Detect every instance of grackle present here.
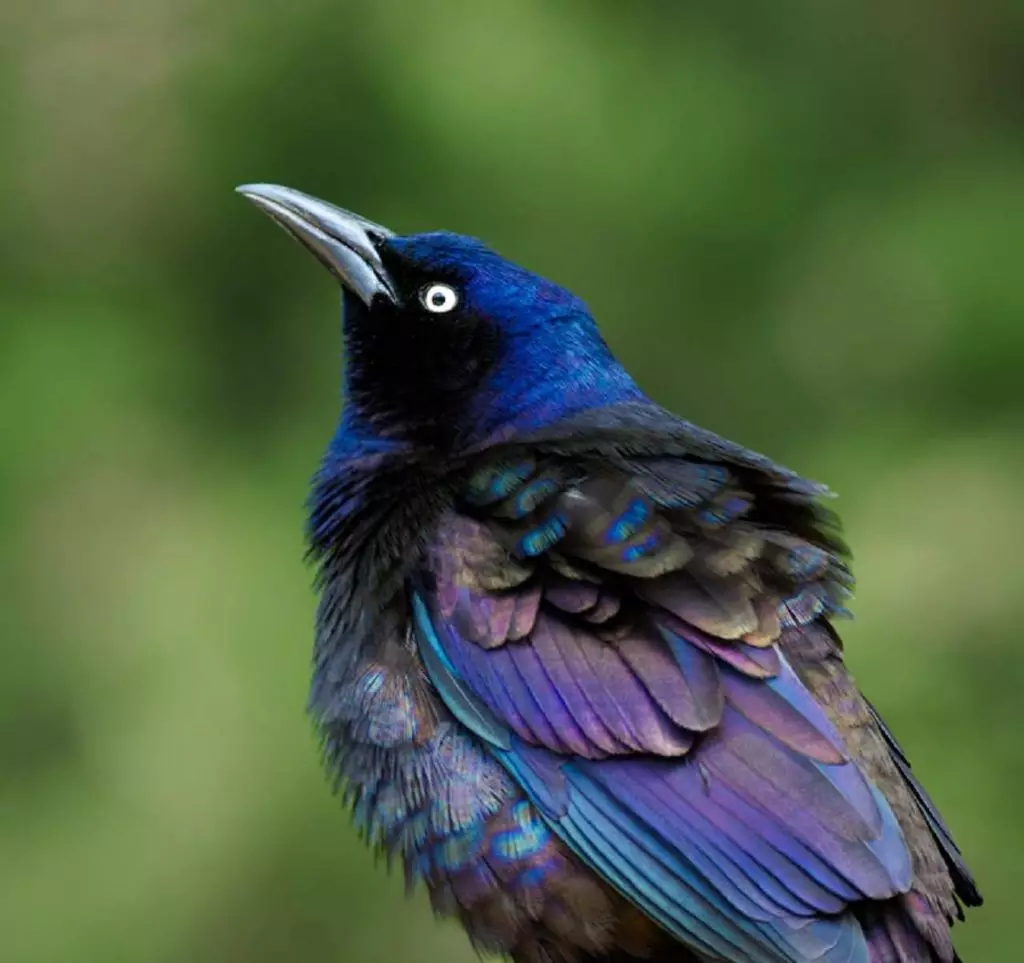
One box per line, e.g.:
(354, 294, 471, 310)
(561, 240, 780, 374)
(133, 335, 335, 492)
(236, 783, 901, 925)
(238, 183, 981, 963)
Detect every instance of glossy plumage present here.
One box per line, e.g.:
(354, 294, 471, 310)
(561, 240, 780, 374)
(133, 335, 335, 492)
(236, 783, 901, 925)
(240, 185, 981, 963)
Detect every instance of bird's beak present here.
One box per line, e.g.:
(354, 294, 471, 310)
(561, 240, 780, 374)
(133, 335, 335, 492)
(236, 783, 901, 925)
(236, 183, 399, 306)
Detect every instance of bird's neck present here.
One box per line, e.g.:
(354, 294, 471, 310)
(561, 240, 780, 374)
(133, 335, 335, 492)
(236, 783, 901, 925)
(463, 325, 646, 444)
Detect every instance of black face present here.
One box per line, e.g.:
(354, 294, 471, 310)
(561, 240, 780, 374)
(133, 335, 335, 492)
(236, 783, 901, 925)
(341, 249, 503, 449)
(236, 185, 594, 451)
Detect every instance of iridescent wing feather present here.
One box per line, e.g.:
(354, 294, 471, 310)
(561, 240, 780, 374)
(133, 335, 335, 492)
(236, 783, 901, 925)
(411, 405, 973, 963)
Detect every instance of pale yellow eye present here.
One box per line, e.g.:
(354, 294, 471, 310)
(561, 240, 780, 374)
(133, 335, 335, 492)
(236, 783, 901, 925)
(420, 283, 459, 313)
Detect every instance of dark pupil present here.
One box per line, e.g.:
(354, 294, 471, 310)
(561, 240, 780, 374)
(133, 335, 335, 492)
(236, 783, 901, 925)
(431, 290, 446, 306)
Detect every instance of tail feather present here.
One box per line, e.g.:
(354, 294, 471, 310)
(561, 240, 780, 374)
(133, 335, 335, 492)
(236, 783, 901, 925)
(859, 894, 958, 963)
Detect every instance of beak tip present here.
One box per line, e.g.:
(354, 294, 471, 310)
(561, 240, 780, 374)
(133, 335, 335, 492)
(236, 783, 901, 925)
(235, 183, 276, 205)
(236, 182, 397, 307)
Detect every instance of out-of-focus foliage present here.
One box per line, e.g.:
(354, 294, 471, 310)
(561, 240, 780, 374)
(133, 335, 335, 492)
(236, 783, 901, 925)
(2, 2, 1021, 961)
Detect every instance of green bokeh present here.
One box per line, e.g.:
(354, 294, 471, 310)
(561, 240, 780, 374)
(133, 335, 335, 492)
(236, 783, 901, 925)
(2, 3, 1021, 961)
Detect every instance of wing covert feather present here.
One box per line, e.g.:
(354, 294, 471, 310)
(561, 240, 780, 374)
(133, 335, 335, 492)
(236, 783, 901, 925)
(412, 420, 975, 962)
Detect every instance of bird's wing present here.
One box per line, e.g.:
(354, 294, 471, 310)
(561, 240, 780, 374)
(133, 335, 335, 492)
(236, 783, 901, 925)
(408, 407, 972, 963)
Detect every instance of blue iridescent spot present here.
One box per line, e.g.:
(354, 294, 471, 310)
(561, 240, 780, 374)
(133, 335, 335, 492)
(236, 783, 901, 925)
(433, 823, 486, 872)
(622, 530, 660, 562)
(606, 497, 649, 543)
(464, 460, 536, 506)
(699, 495, 749, 528)
(724, 495, 750, 515)
(784, 545, 828, 580)
(779, 586, 827, 628)
(513, 865, 549, 889)
(492, 801, 552, 862)
(512, 477, 561, 518)
(517, 514, 567, 557)
(395, 808, 437, 858)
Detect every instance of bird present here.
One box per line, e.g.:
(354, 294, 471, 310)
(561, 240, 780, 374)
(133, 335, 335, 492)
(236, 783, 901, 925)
(238, 183, 981, 963)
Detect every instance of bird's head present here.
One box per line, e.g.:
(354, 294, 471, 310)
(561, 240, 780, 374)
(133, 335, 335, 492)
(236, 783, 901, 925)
(239, 184, 642, 452)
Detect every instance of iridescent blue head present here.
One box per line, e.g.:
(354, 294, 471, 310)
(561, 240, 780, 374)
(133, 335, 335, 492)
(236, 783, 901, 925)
(238, 184, 642, 450)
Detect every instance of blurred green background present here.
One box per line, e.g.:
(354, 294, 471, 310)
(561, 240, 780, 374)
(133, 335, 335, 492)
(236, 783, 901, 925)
(2, 2, 1022, 961)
